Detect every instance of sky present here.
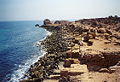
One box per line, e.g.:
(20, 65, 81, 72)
(0, 0, 120, 21)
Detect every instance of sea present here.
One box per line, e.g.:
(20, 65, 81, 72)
(0, 21, 48, 82)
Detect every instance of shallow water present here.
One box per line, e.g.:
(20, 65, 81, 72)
(0, 21, 47, 82)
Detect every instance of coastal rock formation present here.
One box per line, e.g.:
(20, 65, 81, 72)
(54, 20, 70, 25)
(44, 19, 52, 25)
(22, 16, 120, 82)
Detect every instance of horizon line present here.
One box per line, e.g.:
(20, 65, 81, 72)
(0, 15, 119, 22)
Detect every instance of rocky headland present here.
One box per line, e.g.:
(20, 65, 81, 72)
(21, 16, 120, 82)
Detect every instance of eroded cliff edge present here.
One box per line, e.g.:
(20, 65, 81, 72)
(22, 16, 120, 82)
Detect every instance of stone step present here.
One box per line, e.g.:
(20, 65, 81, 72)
(60, 64, 88, 76)
(59, 64, 90, 82)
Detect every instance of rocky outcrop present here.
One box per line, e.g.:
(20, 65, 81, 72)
(79, 52, 120, 71)
(54, 20, 70, 25)
(44, 19, 52, 25)
(23, 16, 120, 82)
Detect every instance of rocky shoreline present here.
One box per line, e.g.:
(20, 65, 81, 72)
(21, 16, 120, 82)
(21, 20, 69, 82)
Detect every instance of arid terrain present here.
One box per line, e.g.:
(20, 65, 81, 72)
(21, 16, 120, 82)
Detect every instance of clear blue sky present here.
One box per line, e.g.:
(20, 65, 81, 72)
(0, 0, 120, 21)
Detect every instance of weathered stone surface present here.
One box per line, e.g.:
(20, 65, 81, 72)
(80, 52, 120, 71)
(61, 64, 88, 76)
(63, 58, 80, 67)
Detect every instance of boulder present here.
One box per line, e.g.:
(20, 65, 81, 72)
(97, 28, 106, 33)
(44, 19, 52, 25)
(60, 70, 69, 77)
(88, 65, 101, 71)
(63, 59, 72, 67)
(72, 52, 80, 58)
(87, 41, 93, 46)
(82, 34, 90, 42)
(66, 51, 73, 58)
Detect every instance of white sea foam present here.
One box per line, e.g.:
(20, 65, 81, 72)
(8, 30, 51, 82)
(39, 30, 52, 42)
(9, 54, 40, 82)
(46, 30, 52, 36)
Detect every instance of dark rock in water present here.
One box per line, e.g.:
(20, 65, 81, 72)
(35, 24, 40, 27)
(44, 19, 52, 25)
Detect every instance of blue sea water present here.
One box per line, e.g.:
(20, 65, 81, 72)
(0, 21, 48, 82)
